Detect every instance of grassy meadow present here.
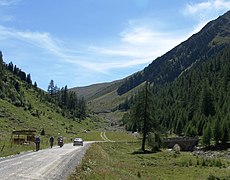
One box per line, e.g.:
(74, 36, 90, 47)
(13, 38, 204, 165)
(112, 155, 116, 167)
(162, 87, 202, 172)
(0, 82, 108, 157)
(69, 137, 230, 180)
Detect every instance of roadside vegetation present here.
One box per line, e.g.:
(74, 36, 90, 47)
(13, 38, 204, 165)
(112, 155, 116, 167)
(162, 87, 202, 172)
(104, 131, 138, 142)
(0, 54, 108, 157)
(69, 141, 230, 180)
(0, 97, 108, 157)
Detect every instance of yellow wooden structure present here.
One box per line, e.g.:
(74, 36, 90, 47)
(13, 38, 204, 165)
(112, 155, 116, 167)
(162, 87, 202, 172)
(11, 130, 36, 144)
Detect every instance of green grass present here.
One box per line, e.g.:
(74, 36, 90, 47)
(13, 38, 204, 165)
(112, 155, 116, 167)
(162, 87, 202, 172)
(105, 131, 137, 142)
(87, 81, 145, 113)
(0, 141, 34, 157)
(0, 81, 109, 157)
(76, 131, 103, 141)
(69, 141, 230, 180)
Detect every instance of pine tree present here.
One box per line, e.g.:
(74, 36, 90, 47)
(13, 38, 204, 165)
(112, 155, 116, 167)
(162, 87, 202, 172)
(221, 119, 229, 144)
(47, 80, 55, 95)
(185, 123, 197, 137)
(202, 121, 212, 147)
(213, 116, 222, 145)
(79, 97, 86, 119)
(0, 51, 3, 72)
(26, 74, 32, 84)
(34, 82, 37, 88)
(62, 85, 68, 107)
(129, 82, 159, 151)
(200, 80, 215, 117)
(0, 51, 3, 81)
(175, 118, 183, 135)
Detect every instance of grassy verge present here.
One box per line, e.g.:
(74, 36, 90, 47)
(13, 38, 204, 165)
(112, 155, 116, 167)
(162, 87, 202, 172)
(69, 141, 230, 180)
(104, 131, 138, 142)
(0, 141, 34, 157)
(75, 131, 103, 141)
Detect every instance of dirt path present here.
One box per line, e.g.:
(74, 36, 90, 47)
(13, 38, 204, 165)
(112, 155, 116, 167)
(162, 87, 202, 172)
(100, 132, 114, 142)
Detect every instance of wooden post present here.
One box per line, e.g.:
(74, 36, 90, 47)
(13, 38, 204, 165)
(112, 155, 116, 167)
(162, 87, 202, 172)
(1, 144, 5, 152)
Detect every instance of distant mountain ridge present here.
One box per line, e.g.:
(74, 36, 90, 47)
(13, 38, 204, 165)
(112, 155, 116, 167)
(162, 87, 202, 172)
(71, 79, 124, 101)
(72, 10, 230, 115)
(117, 10, 230, 95)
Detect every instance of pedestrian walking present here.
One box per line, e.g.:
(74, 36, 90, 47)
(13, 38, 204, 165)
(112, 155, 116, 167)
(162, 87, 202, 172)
(50, 136, 54, 148)
(35, 136, 40, 151)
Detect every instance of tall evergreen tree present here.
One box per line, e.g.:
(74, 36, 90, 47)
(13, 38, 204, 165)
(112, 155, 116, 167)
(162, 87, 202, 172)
(62, 85, 68, 107)
(79, 97, 86, 119)
(202, 121, 212, 147)
(47, 80, 55, 95)
(8, 62, 13, 71)
(185, 123, 197, 137)
(0, 51, 2, 68)
(200, 80, 215, 117)
(34, 82, 37, 88)
(26, 74, 32, 84)
(213, 115, 222, 145)
(221, 119, 229, 144)
(129, 82, 159, 151)
(0, 51, 3, 80)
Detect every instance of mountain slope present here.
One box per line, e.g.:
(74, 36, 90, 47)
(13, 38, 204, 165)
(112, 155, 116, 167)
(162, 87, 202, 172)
(132, 47, 230, 138)
(66, 10, 230, 131)
(71, 79, 124, 101)
(117, 10, 230, 95)
(73, 11, 230, 115)
(0, 60, 106, 144)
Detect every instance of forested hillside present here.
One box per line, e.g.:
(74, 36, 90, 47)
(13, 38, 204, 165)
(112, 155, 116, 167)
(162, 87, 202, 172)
(72, 11, 230, 136)
(0, 52, 93, 138)
(117, 10, 230, 95)
(116, 11, 230, 147)
(1, 59, 87, 120)
(122, 48, 230, 146)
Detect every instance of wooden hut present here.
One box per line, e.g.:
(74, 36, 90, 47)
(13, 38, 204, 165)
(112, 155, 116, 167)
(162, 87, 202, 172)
(11, 130, 36, 144)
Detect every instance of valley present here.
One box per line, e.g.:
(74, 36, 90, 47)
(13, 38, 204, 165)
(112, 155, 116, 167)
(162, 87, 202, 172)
(1, 8, 230, 180)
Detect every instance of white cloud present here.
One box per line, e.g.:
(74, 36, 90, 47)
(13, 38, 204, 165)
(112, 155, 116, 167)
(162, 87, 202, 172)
(80, 57, 152, 73)
(87, 20, 188, 72)
(0, 26, 62, 56)
(0, 20, 189, 74)
(0, 0, 20, 6)
(184, 0, 230, 34)
(184, 0, 230, 16)
(121, 26, 163, 45)
(0, 25, 90, 67)
(0, 0, 19, 22)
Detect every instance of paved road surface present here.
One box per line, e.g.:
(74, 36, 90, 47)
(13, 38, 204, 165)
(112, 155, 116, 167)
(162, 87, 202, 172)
(0, 142, 92, 180)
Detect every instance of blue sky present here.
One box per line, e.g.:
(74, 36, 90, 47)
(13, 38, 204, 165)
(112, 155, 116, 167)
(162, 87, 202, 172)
(0, 0, 230, 90)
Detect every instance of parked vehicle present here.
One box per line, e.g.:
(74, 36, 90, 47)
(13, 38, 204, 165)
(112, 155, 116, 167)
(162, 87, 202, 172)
(73, 138, 83, 146)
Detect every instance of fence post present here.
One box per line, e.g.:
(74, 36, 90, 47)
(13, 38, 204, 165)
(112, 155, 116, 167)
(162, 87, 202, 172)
(1, 144, 5, 152)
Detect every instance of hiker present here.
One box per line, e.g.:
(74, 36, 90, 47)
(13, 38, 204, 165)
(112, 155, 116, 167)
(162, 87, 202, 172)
(50, 136, 54, 148)
(35, 136, 40, 151)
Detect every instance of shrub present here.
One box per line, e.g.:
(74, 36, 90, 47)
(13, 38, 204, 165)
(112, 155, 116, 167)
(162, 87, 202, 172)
(147, 132, 162, 152)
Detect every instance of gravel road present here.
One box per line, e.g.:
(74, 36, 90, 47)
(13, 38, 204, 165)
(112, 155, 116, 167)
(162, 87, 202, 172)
(0, 142, 92, 180)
